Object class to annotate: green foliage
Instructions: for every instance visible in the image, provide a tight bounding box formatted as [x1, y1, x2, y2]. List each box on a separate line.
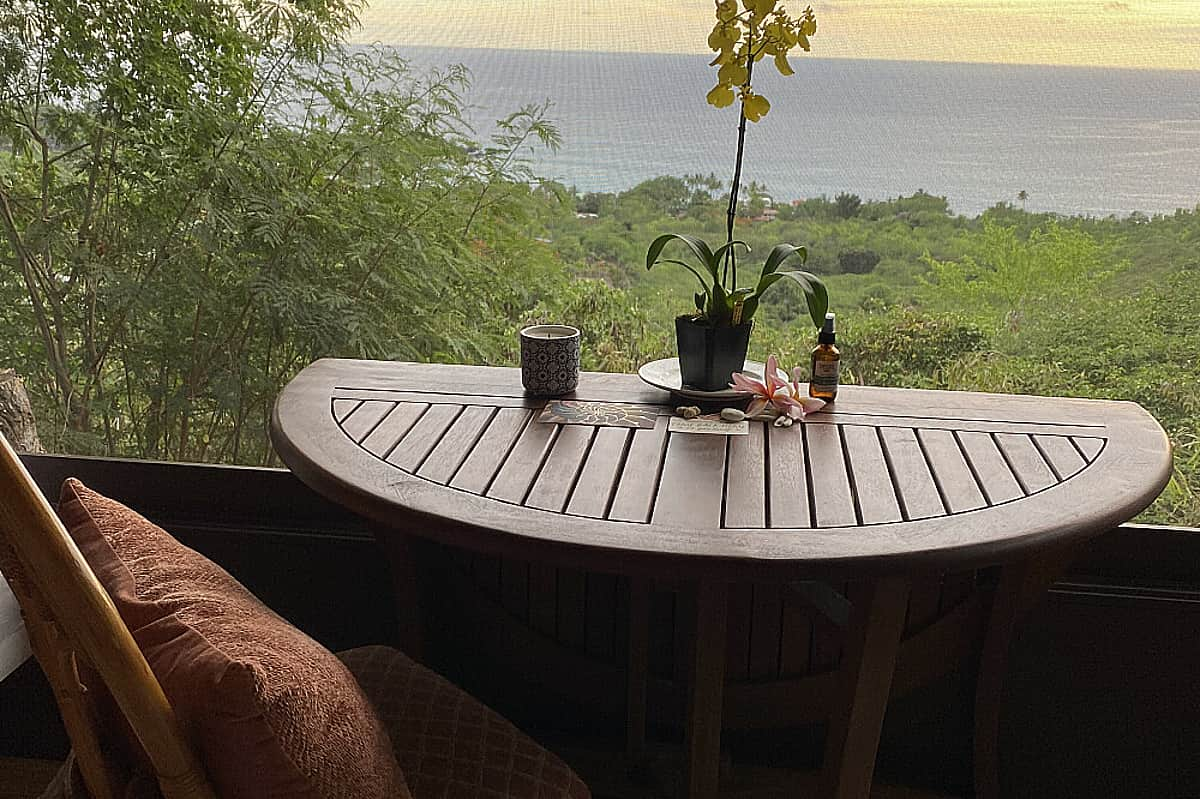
[838, 249, 880, 274]
[919, 221, 1127, 334]
[0, 0, 579, 464]
[840, 309, 987, 388]
[834, 192, 862, 219]
[515, 279, 670, 375]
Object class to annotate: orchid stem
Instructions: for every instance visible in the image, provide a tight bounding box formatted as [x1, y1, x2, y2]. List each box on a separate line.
[724, 25, 755, 300]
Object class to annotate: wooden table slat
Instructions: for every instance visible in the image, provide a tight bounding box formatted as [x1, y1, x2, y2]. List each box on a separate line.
[339, 399, 396, 444]
[386, 404, 464, 472]
[812, 411, 1103, 438]
[449, 407, 532, 494]
[361, 402, 429, 460]
[724, 423, 766, 528]
[917, 428, 987, 513]
[878, 427, 946, 521]
[806, 424, 858, 528]
[526, 425, 596, 512]
[1074, 436, 1105, 462]
[841, 424, 903, 525]
[416, 405, 497, 484]
[768, 423, 812, 528]
[1033, 434, 1088, 480]
[994, 433, 1058, 494]
[487, 416, 560, 504]
[652, 432, 727, 527]
[608, 416, 670, 523]
[566, 427, 633, 518]
[332, 398, 361, 424]
[955, 431, 1024, 505]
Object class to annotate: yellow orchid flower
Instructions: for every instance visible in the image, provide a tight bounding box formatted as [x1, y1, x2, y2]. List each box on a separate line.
[717, 60, 748, 87]
[707, 0, 816, 123]
[741, 91, 770, 122]
[743, 0, 777, 21]
[707, 83, 737, 108]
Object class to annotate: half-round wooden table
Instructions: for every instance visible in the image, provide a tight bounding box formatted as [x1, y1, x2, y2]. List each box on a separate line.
[271, 358, 1171, 799]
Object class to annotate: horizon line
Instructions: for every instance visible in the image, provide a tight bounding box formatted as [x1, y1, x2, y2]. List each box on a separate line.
[345, 40, 1200, 75]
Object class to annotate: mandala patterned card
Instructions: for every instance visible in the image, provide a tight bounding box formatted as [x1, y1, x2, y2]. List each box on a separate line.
[537, 400, 659, 429]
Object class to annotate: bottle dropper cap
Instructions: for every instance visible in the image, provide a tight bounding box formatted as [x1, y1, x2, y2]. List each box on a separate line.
[818, 312, 836, 344]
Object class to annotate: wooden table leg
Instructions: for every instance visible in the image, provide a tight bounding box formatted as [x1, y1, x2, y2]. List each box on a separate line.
[974, 546, 1075, 799]
[376, 529, 434, 663]
[821, 576, 910, 799]
[626, 577, 651, 761]
[685, 580, 729, 799]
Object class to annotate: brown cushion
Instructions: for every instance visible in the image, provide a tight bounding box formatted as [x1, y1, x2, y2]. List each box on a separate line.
[57, 479, 410, 799]
[338, 646, 590, 799]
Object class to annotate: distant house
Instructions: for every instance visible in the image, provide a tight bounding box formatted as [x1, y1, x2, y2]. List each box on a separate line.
[575, 212, 599, 220]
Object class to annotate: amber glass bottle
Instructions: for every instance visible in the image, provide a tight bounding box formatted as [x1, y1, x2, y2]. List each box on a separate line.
[809, 312, 840, 401]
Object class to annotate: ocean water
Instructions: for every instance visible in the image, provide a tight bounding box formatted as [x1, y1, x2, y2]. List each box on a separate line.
[393, 47, 1200, 218]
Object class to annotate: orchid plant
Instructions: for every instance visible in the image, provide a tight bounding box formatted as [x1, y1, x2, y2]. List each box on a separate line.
[731, 355, 826, 419]
[646, 0, 826, 329]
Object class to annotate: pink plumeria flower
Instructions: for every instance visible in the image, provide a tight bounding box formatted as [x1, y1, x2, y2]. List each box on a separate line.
[784, 366, 827, 419]
[730, 355, 826, 420]
[729, 354, 782, 418]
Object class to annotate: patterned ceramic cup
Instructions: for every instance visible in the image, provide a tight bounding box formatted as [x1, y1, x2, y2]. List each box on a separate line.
[520, 325, 581, 396]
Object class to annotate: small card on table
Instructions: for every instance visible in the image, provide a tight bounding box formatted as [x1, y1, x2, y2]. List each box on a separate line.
[538, 400, 658, 429]
[668, 414, 749, 435]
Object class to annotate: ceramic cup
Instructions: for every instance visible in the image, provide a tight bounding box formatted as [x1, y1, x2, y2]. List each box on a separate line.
[520, 324, 580, 396]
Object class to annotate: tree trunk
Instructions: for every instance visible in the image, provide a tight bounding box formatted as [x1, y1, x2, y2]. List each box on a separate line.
[0, 370, 45, 453]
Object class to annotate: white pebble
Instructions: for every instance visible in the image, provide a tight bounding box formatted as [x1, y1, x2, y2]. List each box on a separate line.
[720, 408, 746, 422]
[773, 415, 795, 428]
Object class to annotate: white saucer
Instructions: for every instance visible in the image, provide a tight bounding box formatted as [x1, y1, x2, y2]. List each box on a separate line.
[638, 357, 783, 401]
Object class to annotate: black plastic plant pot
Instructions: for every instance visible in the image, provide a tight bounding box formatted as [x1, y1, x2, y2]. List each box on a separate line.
[675, 315, 753, 392]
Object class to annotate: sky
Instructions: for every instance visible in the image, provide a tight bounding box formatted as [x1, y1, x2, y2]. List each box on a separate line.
[352, 0, 1200, 71]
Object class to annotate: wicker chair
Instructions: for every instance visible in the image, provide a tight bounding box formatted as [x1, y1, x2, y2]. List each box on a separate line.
[0, 434, 589, 799]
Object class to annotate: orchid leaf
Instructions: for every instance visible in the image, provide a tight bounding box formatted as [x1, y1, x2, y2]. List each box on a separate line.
[658, 258, 714, 296]
[758, 243, 806, 284]
[740, 295, 760, 322]
[749, 269, 828, 328]
[645, 233, 720, 283]
[712, 239, 750, 268]
[777, 270, 830, 327]
[711, 282, 730, 324]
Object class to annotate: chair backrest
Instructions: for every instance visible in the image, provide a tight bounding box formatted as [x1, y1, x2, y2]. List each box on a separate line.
[0, 434, 216, 799]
